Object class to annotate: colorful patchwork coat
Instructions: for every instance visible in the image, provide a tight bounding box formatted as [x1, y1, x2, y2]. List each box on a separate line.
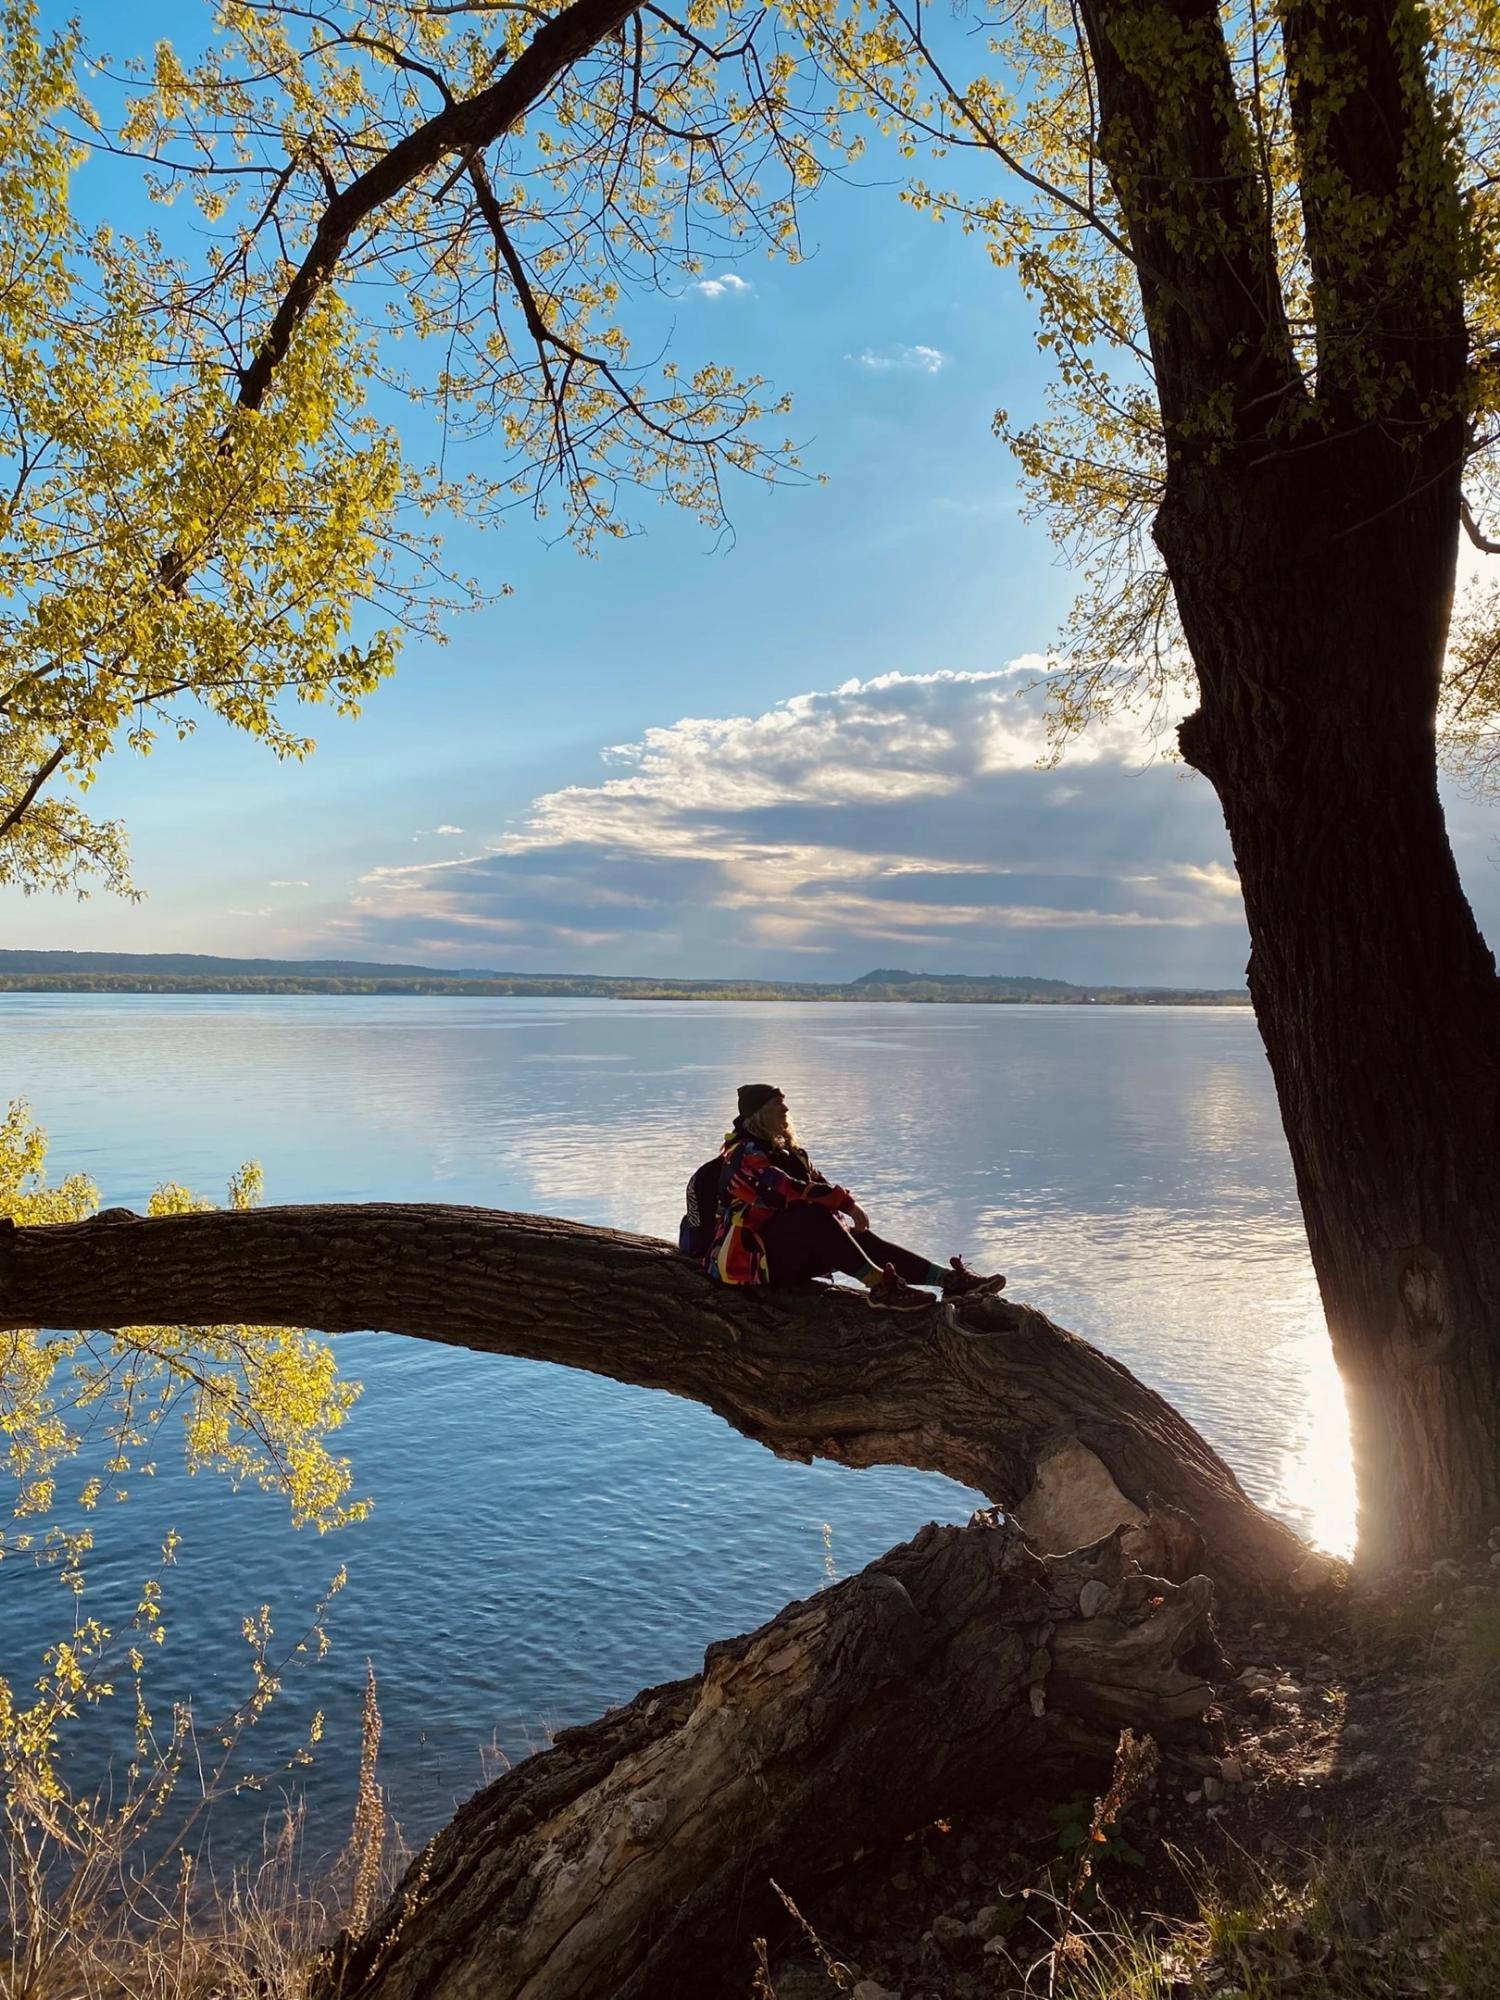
[704, 1130, 855, 1285]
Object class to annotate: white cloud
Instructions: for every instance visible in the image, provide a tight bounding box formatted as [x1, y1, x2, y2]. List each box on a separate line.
[227, 906, 273, 918]
[413, 825, 465, 839]
[269, 879, 310, 888]
[850, 343, 947, 375]
[330, 667, 1257, 981]
[692, 273, 752, 300]
[1174, 861, 1242, 899]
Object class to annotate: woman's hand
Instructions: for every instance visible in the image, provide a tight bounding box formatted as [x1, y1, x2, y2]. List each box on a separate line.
[847, 1202, 870, 1232]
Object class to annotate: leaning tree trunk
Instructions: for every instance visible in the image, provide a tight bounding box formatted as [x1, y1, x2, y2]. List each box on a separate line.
[1076, 0, 1500, 1566]
[319, 1513, 1219, 2000]
[0, 1203, 1317, 1594]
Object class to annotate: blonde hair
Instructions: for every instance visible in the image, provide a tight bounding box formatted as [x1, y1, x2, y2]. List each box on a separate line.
[744, 1100, 797, 1149]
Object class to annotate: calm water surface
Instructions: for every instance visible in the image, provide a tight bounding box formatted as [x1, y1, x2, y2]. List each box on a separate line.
[1, 996, 1352, 1851]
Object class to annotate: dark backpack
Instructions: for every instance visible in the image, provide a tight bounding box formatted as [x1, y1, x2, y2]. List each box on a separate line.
[678, 1153, 726, 1262]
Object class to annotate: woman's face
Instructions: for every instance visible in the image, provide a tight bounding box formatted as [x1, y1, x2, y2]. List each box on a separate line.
[765, 1097, 791, 1142]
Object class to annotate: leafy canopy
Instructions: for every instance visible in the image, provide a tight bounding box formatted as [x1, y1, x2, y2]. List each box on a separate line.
[0, 0, 844, 893]
[784, 0, 1500, 765]
[0, 1103, 362, 1963]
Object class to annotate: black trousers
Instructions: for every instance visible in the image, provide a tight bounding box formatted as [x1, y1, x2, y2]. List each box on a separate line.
[759, 1205, 933, 1286]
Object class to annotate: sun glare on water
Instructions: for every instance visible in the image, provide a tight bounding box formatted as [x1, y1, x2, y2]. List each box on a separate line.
[1273, 1324, 1357, 1560]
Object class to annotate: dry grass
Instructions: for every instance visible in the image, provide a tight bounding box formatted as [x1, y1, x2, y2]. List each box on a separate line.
[748, 1829, 1500, 2000]
[1045, 1830, 1500, 2000]
[1, 1670, 405, 2000]
[2, 1803, 335, 2000]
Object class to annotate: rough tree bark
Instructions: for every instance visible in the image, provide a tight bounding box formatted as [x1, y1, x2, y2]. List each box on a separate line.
[0, 1202, 1317, 1595]
[318, 1513, 1220, 2000]
[1077, 0, 1500, 1565]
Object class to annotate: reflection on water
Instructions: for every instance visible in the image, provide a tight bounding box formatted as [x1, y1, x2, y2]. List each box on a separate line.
[1, 995, 1354, 1846]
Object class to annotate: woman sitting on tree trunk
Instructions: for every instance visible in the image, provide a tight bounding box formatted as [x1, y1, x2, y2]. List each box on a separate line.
[692, 1083, 1005, 1311]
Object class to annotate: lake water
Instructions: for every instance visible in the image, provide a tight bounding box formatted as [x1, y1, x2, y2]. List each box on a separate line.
[1, 996, 1351, 1856]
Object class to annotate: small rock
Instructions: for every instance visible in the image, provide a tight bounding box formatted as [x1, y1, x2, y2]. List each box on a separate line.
[770, 1964, 825, 2000]
[929, 1914, 970, 1951]
[1203, 1775, 1225, 1803]
[1029, 1683, 1046, 1718]
[1433, 1558, 1464, 1582]
[1442, 1805, 1477, 1834]
[1078, 1580, 1110, 1619]
[1343, 1751, 1381, 1781]
[1184, 1788, 1203, 1805]
[1219, 1757, 1245, 1784]
[1290, 1924, 1322, 1964]
[1288, 1550, 1341, 1597]
[852, 1983, 902, 2000]
[1261, 1727, 1297, 1753]
[890, 1871, 915, 1894]
[1298, 1802, 1314, 1819]
[969, 1904, 1012, 1942]
[1489, 1552, 1500, 1570]
[1339, 1898, 1383, 1941]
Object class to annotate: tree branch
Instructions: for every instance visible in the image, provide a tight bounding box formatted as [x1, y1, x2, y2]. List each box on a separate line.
[1279, 0, 1468, 421]
[0, 742, 67, 840]
[319, 1514, 1219, 2000]
[234, 0, 639, 416]
[1462, 494, 1500, 555]
[1074, 0, 1304, 446]
[0, 1202, 1317, 1596]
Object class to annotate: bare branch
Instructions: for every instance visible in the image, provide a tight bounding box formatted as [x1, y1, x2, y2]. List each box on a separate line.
[234, 0, 639, 416]
[1462, 494, 1500, 555]
[0, 742, 67, 840]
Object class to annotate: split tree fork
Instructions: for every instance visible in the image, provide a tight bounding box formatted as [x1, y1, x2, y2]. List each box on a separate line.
[694, 1081, 1007, 1308]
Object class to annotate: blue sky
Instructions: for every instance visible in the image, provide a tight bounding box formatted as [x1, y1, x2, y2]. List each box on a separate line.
[5, 5, 1499, 985]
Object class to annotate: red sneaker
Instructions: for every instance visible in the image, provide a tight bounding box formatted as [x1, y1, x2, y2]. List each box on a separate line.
[866, 1262, 934, 1312]
[940, 1256, 1007, 1299]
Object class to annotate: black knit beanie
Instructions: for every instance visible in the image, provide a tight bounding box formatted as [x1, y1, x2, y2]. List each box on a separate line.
[737, 1083, 783, 1119]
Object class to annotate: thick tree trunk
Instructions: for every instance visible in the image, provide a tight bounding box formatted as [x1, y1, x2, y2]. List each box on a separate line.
[1076, 0, 1500, 1568]
[0, 1203, 1316, 1594]
[318, 1513, 1219, 2000]
[1166, 459, 1500, 1569]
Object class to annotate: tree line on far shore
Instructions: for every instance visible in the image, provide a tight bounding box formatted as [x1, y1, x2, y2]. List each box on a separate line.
[0, 971, 1249, 1004]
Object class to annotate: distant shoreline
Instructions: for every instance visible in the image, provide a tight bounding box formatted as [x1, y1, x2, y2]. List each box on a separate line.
[0, 949, 1250, 1004]
[0, 973, 1250, 1005]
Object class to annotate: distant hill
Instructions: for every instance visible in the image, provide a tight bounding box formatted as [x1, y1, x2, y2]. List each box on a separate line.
[0, 950, 1249, 1004]
[852, 967, 1080, 994]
